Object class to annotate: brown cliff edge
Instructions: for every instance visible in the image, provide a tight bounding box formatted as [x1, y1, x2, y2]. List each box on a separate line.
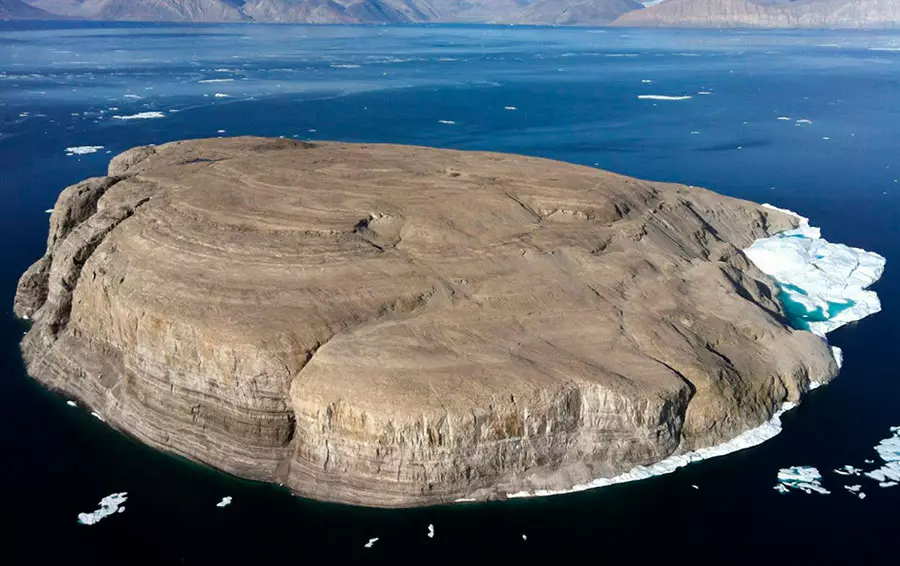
[15, 137, 835, 507]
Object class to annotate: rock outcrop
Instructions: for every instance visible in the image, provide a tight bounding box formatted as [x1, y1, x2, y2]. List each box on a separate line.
[615, 0, 900, 29]
[16, 137, 836, 507]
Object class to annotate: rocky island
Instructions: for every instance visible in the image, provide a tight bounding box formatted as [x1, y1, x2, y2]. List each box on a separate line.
[16, 137, 860, 507]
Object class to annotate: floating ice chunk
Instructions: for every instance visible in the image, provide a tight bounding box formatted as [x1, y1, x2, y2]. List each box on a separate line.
[796, 119, 813, 124]
[522, 534, 528, 541]
[845, 484, 861, 492]
[112, 112, 165, 121]
[777, 116, 791, 121]
[217, 130, 226, 134]
[330, 64, 361, 69]
[438, 120, 456, 125]
[504, 106, 518, 111]
[509, 403, 797, 498]
[641, 79, 653, 83]
[214, 93, 231, 98]
[123, 94, 142, 99]
[216, 496, 232, 508]
[66, 400, 77, 407]
[91, 411, 105, 422]
[834, 465, 861, 476]
[775, 466, 830, 494]
[198, 78, 234, 83]
[691, 484, 699, 489]
[864, 427, 900, 485]
[697, 91, 712, 95]
[823, 137, 831, 140]
[45, 209, 53, 213]
[77, 492, 127, 525]
[65, 146, 104, 156]
[744, 206, 886, 337]
[427, 524, 434, 538]
[638, 95, 692, 101]
[364, 538, 379, 548]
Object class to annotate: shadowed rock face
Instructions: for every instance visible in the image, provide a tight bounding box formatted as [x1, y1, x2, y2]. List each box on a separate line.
[15, 137, 835, 507]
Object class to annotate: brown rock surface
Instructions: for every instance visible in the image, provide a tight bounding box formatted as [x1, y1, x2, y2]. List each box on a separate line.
[15, 137, 836, 507]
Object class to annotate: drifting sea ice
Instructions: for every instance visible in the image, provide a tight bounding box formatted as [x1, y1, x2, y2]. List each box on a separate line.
[364, 538, 379, 549]
[863, 427, 900, 486]
[112, 112, 166, 121]
[66, 400, 77, 407]
[775, 466, 830, 495]
[216, 496, 232, 508]
[77, 492, 127, 525]
[427, 524, 434, 538]
[65, 146, 104, 155]
[744, 206, 886, 337]
[637, 95, 692, 101]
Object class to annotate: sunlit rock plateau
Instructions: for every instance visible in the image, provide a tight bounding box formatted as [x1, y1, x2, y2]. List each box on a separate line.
[15, 137, 846, 507]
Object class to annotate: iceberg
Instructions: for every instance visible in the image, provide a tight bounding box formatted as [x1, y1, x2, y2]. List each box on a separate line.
[364, 537, 379, 549]
[216, 496, 232, 508]
[775, 466, 830, 495]
[427, 524, 434, 538]
[744, 205, 885, 337]
[77, 492, 127, 525]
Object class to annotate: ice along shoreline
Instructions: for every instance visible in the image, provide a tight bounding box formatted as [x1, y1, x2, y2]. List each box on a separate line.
[503, 205, 886, 501]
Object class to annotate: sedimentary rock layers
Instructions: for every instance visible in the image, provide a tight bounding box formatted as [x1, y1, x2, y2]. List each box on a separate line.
[15, 137, 836, 506]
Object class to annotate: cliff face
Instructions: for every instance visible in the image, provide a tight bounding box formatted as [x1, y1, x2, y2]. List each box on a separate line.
[615, 0, 900, 29]
[23, 0, 643, 24]
[15, 137, 836, 507]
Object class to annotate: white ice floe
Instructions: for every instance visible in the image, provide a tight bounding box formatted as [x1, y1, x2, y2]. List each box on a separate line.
[641, 79, 653, 83]
[796, 119, 813, 125]
[330, 64, 361, 69]
[198, 78, 234, 83]
[216, 496, 232, 508]
[123, 94, 142, 99]
[744, 205, 885, 337]
[217, 129, 226, 134]
[508, 402, 797, 499]
[697, 91, 712, 95]
[504, 106, 518, 111]
[44, 209, 53, 213]
[638, 95, 692, 101]
[65, 145, 104, 156]
[843, 484, 866, 499]
[112, 112, 166, 121]
[775, 466, 830, 495]
[438, 120, 456, 125]
[91, 411, 105, 422]
[214, 93, 231, 98]
[834, 465, 861, 476]
[364, 538, 379, 549]
[864, 427, 900, 486]
[777, 116, 791, 121]
[66, 400, 77, 407]
[831, 346, 844, 368]
[427, 524, 434, 538]
[522, 534, 528, 541]
[77, 493, 127, 525]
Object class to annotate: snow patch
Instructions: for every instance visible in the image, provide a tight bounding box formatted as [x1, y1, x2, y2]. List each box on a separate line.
[78, 493, 127, 525]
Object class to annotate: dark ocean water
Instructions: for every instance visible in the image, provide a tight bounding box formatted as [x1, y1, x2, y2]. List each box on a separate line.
[1, 21, 898, 565]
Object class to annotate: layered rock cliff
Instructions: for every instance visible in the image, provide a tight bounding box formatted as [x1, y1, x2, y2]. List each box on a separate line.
[15, 137, 836, 507]
[615, 0, 900, 29]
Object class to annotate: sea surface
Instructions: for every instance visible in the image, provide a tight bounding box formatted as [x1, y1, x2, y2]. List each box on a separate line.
[1, 21, 898, 564]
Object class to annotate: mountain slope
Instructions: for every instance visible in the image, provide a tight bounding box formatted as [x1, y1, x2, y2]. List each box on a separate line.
[615, 0, 900, 28]
[0, 0, 53, 18]
[23, 0, 643, 23]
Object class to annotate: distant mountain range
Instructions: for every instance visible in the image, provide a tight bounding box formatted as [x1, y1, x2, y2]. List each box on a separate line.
[4, 0, 900, 28]
[615, 0, 900, 28]
[17, 0, 645, 24]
